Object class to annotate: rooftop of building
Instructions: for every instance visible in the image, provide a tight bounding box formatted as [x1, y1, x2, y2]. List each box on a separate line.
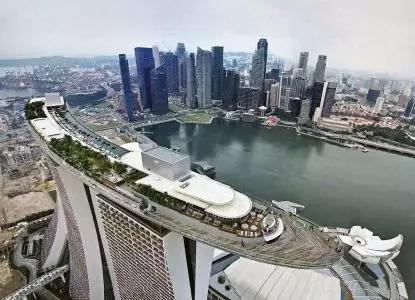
[27, 99, 343, 269]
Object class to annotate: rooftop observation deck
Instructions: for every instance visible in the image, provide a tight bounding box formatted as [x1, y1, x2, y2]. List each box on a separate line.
[27, 104, 343, 269]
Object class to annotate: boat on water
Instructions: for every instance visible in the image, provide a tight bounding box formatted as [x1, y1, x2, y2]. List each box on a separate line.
[271, 200, 305, 215]
[190, 161, 216, 179]
[362, 148, 369, 153]
[262, 214, 284, 243]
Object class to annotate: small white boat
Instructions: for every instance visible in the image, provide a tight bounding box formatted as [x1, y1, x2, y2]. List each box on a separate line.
[362, 148, 369, 153]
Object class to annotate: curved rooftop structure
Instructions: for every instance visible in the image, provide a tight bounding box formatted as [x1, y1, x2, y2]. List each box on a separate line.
[27, 102, 342, 271]
[339, 225, 403, 264]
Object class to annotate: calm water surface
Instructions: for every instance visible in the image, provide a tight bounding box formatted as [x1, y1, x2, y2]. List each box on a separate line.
[147, 118, 415, 296]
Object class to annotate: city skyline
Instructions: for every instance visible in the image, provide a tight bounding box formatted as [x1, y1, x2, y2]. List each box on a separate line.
[0, 0, 415, 78]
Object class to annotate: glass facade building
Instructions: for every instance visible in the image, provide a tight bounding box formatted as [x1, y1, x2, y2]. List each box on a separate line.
[135, 47, 155, 109]
[162, 52, 179, 95]
[150, 65, 169, 115]
[186, 53, 197, 109]
[118, 54, 135, 122]
[211, 46, 224, 101]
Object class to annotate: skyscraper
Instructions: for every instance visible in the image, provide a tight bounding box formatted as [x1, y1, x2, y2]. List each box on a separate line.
[118, 54, 135, 122]
[150, 65, 169, 115]
[152, 45, 161, 68]
[238, 87, 260, 109]
[289, 97, 302, 117]
[291, 76, 307, 99]
[298, 52, 309, 75]
[176, 43, 187, 90]
[310, 81, 324, 118]
[196, 47, 212, 108]
[257, 38, 268, 78]
[161, 52, 179, 95]
[298, 99, 311, 124]
[269, 83, 280, 109]
[313, 55, 327, 83]
[320, 82, 337, 118]
[367, 79, 381, 104]
[186, 53, 197, 108]
[211, 46, 224, 101]
[222, 69, 240, 110]
[135, 47, 155, 109]
[403, 98, 415, 118]
[250, 48, 265, 90]
[267, 68, 280, 81]
[278, 74, 291, 111]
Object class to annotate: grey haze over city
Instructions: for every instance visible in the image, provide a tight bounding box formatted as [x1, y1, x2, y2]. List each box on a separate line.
[1, 0, 414, 78]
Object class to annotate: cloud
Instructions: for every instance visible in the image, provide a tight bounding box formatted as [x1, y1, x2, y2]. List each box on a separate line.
[0, 0, 414, 77]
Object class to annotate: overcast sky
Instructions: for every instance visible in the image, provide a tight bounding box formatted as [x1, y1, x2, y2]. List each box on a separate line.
[1, 0, 414, 77]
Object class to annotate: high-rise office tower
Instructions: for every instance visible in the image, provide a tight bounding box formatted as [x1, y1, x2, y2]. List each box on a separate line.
[211, 46, 224, 101]
[257, 38, 268, 78]
[374, 97, 385, 113]
[267, 68, 280, 81]
[310, 81, 324, 118]
[135, 47, 155, 109]
[367, 79, 381, 104]
[313, 55, 327, 83]
[176, 43, 187, 90]
[278, 74, 291, 111]
[150, 65, 169, 115]
[238, 87, 260, 109]
[291, 76, 307, 99]
[222, 70, 240, 110]
[232, 58, 238, 68]
[289, 97, 302, 117]
[310, 81, 337, 120]
[403, 98, 415, 118]
[186, 53, 197, 108]
[320, 82, 337, 118]
[269, 83, 280, 109]
[298, 52, 309, 75]
[152, 45, 161, 68]
[264, 79, 277, 93]
[161, 52, 179, 95]
[298, 99, 311, 124]
[118, 54, 135, 122]
[250, 48, 265, 90]
[196, 47, 212, 108]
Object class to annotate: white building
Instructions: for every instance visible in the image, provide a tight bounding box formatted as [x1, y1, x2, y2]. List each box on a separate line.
[269, 83, 280, 109]
[374, 97, 385, 113]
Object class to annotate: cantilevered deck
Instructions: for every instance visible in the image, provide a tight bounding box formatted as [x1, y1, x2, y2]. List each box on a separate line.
[28, 109, 342, 269]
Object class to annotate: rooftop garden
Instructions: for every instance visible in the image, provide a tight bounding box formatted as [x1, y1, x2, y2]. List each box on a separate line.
[24, 101, 46, 120]
[49, 134, 147, 182]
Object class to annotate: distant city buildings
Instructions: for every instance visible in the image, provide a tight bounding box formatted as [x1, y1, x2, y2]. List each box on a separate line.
[211, 46, 224, 101]
[196, 47, 212, 108]
[3, 145, 32, 166]
[313, 55, 327, 84]
[150, 65, 169, 115]
[186, 53, 197, 108]
[298, 52, 309, 75]
[118, 54, 135, 122]
[161, 52, 179, 95]
[135, 47, 155, 109]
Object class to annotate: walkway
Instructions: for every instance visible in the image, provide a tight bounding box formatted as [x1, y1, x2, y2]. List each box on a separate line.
[3, 265, 68, 300]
